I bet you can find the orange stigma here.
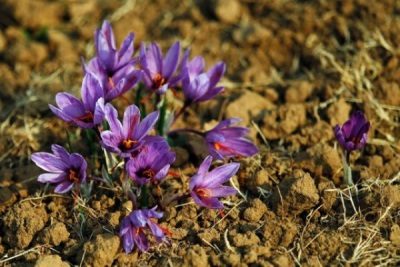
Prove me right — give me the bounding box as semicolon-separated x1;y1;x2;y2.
195;188;213;198
122;139;137;149
68;169;80;183
153;73;166;89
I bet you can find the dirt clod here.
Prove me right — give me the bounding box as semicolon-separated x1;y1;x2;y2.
37;222;70;246
77;233;120;267
3;202;48;249
271;170;319;216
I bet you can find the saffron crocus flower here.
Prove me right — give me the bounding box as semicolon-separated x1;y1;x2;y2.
334;111;370;152
31;144;87;193
180;49;225;103
126;140;175;185
204;118;259;160
100;103;159;158
49;73;105;129
189;156;239;209
119;207;169;253
83;20;142;101
140;41;181;94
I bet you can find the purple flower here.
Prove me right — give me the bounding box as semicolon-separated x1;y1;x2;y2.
180;49;225;103
189;156;239;209
31;144;87;193
119;207;169;253
140;41;181;94
100;103;159;158
334;111;370;152
49;73;105;129
83;20;142;101
126;140;175;185
204;118;259;160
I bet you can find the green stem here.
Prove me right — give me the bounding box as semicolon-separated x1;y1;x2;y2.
141;184;148;208
157;95;167;137
342;150;354;186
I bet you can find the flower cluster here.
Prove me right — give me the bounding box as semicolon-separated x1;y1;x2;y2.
31;20;259;254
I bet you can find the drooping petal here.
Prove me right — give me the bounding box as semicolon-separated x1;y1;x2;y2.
133;228;150;253
120;220;135;254
147;220;166;243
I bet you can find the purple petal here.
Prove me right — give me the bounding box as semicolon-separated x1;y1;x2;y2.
122;105;141;139
120;220;134;254
198;155;213;177
93;98;105;125
105;103;123;138
81;73;104;111
147;42;163;76
54;181;74;194
133;228;150;252
209;186;237;197
207;62;225;89
162;41;180;79
118;32;135;64
147;220;166;243
49;105;74;123
133;111;159;140
51;144;70;162
212;118;242;131
218;126;250;138
54;92;82;110
37;172;66;183
197;85;224;102
31;152;69;172
155;164;170;182
203;162;240;188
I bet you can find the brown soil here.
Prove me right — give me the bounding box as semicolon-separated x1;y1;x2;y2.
1;0;400;266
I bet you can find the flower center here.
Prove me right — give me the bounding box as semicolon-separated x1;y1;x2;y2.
213;142;241;157
108;76;115;88
68;169;80;183
141;168;155;179
69;110;94;125
195;188;213;198
351;136;361;145
153;73;166;89
121;139;138;150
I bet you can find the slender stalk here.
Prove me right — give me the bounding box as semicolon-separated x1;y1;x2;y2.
141;184;148;208
342;150;354;186
171;101;190;127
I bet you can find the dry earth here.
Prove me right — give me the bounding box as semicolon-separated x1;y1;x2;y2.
1;0;400;266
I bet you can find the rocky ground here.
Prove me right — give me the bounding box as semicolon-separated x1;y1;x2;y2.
1;0;400;266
